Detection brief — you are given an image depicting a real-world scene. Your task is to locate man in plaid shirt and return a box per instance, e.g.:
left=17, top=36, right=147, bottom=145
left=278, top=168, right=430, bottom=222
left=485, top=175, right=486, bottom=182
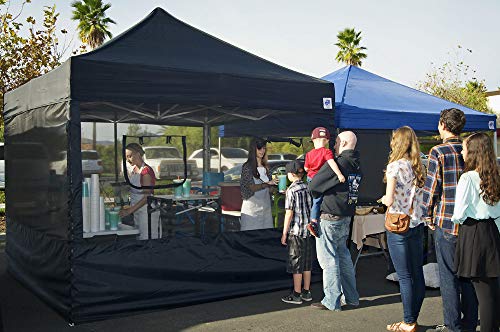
left=422, top=108, right=478, bottom=332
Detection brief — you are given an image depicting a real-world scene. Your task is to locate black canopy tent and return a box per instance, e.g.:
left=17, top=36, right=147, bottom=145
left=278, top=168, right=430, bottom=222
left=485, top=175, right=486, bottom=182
left=3, top=8, right=334, bottom=323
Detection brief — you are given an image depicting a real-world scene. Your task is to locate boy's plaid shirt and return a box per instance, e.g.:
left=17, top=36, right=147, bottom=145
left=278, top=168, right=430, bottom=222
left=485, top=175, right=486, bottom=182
left=285, top=180, right=312, bottom=238
left=422, top=137, right=464, bottom=235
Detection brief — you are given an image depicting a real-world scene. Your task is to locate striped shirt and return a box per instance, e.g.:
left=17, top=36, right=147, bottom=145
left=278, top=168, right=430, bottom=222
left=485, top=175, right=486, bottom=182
left=285, top=180, right=313, bottom=238
left=422, top=137, right=464, bottom=235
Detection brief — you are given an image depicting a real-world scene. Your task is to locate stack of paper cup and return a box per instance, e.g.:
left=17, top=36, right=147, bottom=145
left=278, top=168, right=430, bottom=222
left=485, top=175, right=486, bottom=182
left=90, top=174, right=100, bottom=233
left=82, top=181, right=91, bottom=233
left=99, top=197, right=105, bottom=231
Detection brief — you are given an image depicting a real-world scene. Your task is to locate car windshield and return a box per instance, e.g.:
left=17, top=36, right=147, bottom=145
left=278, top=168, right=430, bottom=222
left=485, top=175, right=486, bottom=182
left=221, top=148, right=247, bottom=159
left=267, top=154, right=281, bottom=160
left=145, top=148, right=180, bottom=159
left=82, top=151, right=99, bottom=160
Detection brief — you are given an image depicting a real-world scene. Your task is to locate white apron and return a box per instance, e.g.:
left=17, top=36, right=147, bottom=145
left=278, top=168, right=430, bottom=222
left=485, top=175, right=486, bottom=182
left=240, top=166, right=273, bottom=231
left=130, top=165, right=161, bottom=240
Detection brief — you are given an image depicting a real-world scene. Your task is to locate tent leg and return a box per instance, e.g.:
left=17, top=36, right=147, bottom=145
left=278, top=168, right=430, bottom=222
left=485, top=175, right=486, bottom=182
left=203, top=122, right=211, bottom=184
left=218, top=137, right=221, bottom=172
left=114, top=122, right=118, bottom=182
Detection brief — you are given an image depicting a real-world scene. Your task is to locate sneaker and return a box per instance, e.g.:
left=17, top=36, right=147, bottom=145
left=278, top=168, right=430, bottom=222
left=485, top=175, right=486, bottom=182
left=340, top=297, right=359, bottom=307
left=307, top=222, right=320, bottom=238
left=301, top=289, right=312, bottom=302
left=434, top=325, right=450, bottom=332
left=281, top=292, right=302, bottom=305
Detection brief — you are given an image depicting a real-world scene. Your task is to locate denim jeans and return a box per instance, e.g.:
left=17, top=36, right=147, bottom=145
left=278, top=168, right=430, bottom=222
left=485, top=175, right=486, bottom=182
left=316, top=216, right=359, bottom=310
left=311, top=195, right=323, bottom=221
left=386, top=224, right=426, bottom=324
left=434, top=226, right=478, bottom=332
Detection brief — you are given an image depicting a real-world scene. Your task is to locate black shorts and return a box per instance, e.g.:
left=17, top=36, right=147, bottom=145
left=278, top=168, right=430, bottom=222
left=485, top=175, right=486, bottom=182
left=286, top=235, right=314, bottom=274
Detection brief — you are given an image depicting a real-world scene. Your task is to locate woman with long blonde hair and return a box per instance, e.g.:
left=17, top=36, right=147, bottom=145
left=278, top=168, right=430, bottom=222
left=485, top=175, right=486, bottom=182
left=381, top=126, right=426, bottom=332
left=452, top=132, right=500, bottom=332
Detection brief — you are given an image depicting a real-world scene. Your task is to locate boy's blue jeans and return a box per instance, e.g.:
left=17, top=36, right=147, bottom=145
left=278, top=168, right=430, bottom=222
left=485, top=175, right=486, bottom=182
left=434, top=226, right=478, bottom=332
left=316, top=216, right=359, bottom=310
left=311, top=195, right=323, bottom=221
left=307, top=176, right=322, bottom=221
left=386, top=224, right=426, bottom=324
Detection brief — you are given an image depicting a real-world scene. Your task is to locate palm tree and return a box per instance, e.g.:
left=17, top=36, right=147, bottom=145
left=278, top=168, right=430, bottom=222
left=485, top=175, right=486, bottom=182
left=71, top=0, right=115, bottom=149
left=335, top=28, right=367, bottom=67
left=71, top=0, right=116, bottom=50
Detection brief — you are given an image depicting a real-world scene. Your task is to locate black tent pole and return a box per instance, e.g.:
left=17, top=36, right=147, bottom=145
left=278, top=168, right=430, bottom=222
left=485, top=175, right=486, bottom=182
left=114, top=122, right=118, bottom=182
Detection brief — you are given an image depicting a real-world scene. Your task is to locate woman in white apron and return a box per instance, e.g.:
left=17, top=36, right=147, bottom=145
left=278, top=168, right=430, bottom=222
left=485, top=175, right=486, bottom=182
left=239, top=139, right=277, bottom=231
left=119, top=143, right=161, bottom=240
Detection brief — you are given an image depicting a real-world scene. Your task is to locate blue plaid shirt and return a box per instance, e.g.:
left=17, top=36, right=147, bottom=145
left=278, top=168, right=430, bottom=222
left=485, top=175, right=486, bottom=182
left=422, top=137, right=464, bottom=235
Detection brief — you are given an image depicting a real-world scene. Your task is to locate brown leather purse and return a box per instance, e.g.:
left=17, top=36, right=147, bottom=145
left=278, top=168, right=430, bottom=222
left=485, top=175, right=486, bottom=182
left=385, top=187, right=415, bottom=234
left=385, top=210, right=412, bottom=233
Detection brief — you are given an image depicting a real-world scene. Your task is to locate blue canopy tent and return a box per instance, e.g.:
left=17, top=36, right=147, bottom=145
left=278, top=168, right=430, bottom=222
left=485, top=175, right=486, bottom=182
left=220, top=65, right=497, bottom=203
left=324, top=65, right=496, bottom=132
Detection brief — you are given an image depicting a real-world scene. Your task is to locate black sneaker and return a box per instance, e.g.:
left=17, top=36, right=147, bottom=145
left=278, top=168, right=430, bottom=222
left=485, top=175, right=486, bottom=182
left=307, top=222, right=320, bottom=238
left=301, top=290, right=312, bottom=302
left=281, top=292, right=303, bottom=305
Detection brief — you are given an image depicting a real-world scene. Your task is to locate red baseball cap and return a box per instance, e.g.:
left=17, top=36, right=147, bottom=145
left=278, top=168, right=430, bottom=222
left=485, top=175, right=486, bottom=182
left=311, top=127, right=330, bottom=140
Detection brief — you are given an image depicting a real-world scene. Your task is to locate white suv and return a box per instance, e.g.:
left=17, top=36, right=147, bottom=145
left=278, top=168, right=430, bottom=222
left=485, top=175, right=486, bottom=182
left=142, top=146, right=199, bottom=180
left=189, top=147, right=248, bottom=172
left=82, top=150, right=104, bottom=176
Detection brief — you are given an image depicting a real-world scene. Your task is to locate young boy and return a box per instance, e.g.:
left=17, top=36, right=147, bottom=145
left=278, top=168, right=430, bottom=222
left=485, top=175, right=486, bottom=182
left=281, top=160, right=314, bottom=305
left=304, top=127, right=345, bottom=237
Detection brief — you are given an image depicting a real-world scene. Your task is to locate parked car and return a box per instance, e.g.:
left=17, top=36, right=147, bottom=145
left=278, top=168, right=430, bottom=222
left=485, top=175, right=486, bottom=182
left=268, top=153, right=298, bottom=161
left=82, top=150, right=103, bottom=176
left=189, top=147, right=248, bottom=172
left=223, top=159, right=293, bottom=182
left=143, top=146, right=199, bottom=180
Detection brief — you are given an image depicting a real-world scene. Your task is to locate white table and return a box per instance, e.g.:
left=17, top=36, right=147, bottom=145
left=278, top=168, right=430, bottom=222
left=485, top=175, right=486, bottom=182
left=351, top=213, right=390, bottom=270
left=351, top=213, right=386, bottom=250
left=83, top=223, right=139, bottom=238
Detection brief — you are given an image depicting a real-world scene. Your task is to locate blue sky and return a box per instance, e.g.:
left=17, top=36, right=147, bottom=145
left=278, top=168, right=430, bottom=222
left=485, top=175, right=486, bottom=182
left=16, top=0, right=500, bottom=89
left=12, top=0, right=500, bottom=139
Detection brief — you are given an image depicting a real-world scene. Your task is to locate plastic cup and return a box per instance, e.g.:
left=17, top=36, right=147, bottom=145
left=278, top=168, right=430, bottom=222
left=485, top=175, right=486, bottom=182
left=182, top=179, right=191, bottom=197
left=278, top=175, right=287, bottom=192
left=173, top=179, right=183, bottom=198
left=82, top=181, right=89, bottom=197
left=105, top=207, right=111, bottom=230
left=109, top=211, right=119, bottom=231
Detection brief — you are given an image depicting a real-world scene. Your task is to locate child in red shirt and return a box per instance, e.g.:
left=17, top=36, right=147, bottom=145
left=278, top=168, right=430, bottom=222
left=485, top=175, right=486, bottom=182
left=304, top=127, right=345, bottom=237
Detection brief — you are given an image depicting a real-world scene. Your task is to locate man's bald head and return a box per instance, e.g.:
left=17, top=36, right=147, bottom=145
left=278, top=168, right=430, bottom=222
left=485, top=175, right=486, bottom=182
left=335, top=131, right=357, bottom=155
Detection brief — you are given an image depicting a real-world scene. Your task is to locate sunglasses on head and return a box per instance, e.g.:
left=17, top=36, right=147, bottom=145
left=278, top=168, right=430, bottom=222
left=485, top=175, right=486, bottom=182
left=256, top=141, right=266, bottom=149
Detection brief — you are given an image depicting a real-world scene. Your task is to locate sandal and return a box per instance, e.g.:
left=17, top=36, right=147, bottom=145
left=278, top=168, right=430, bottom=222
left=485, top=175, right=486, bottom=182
left=386, top=321, right=417, bottom=332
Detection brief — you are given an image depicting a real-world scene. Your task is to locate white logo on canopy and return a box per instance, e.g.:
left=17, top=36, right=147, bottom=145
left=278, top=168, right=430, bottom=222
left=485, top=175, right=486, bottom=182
left=323, top=98, right=333, bottom=110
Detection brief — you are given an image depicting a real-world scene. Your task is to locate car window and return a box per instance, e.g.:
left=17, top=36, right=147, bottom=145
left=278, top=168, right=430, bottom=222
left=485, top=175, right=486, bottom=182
left=82, top=151, right=99, bottom=160
left=284, top=154, right=297, bottom=160
left=210, top=149, right=218, bottom=157
left=221, top=148, right=248, bottom=159
left=145, top=148, right=180, bottom=159
left=192, top=151, right=203, bottom=159
left=267, top=154, right=280, bottom=160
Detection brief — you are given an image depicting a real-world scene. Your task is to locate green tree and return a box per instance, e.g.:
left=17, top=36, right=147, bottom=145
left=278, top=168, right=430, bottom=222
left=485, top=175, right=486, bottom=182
left=334, top=28, right=367, bottom=67
left=1, top=0, right=68, bottom=140
left=417, top=46, right=492, bottom=114
left=71, top=0, right=115, bottom=49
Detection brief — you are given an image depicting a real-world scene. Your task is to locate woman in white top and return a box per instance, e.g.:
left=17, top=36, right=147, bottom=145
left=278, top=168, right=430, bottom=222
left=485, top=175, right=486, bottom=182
left=119, top=143, right=161, bottom=240
left=451, top=132, right=500, bottom=332
left=381, top=126, right=426, bottom=332
left=239, top=139, right=278, bottom=231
